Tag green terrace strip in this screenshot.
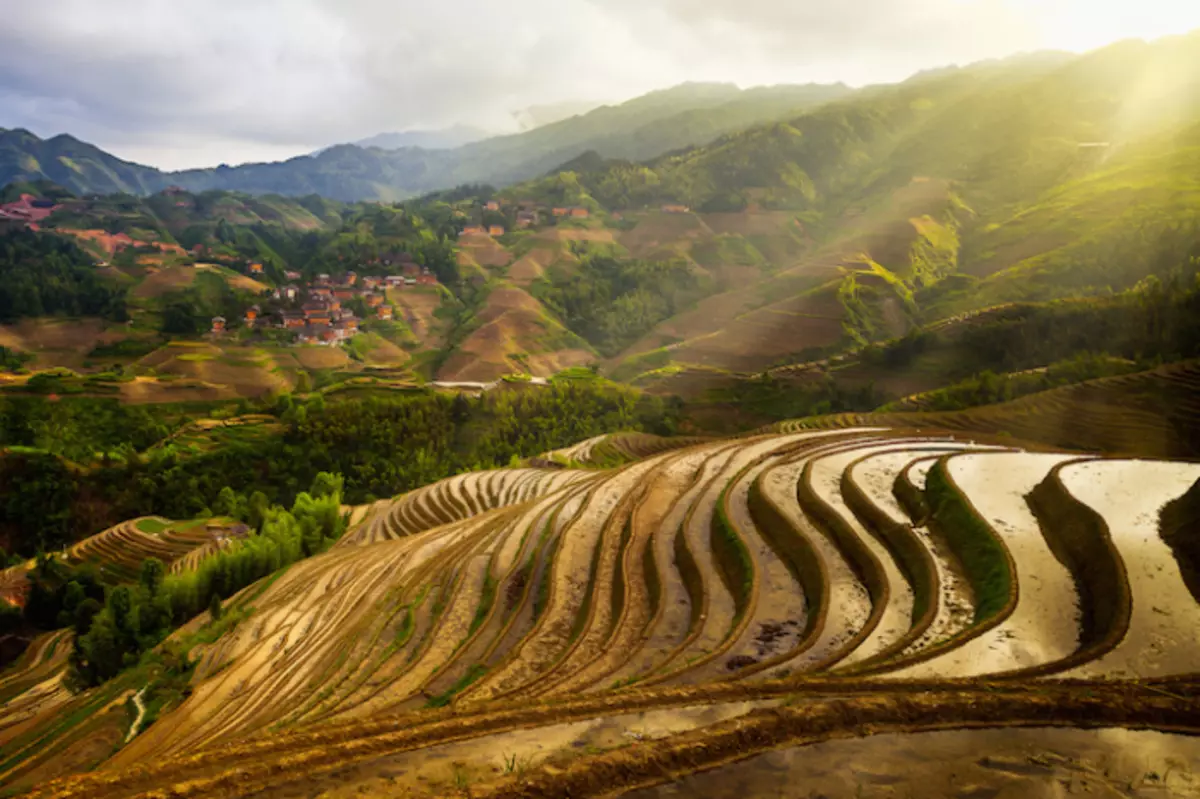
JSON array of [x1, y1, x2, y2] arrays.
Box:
[[709, 482, 754, 623], [924, 459, 1013, 623]]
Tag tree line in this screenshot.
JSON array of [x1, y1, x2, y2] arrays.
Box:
[[0, 381, 680, 557]]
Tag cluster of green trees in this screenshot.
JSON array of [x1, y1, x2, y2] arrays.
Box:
[[868, 253, 1200, 382], [886, 353, 1141, 413], [67, 472, 346, 687], [0, 230, 128, 322], [0, 396, 176, 461], [0, 382, 679, 558], [160, 270, 254, 336], [533, 250, 712, 356], [703, 372, 887, 430]]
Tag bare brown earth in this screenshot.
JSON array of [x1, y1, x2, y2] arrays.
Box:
[[0, 318, 131, 370], [457, 232, 512, 269], [23, 682, 1200, 799], [389, 288, 449, 350], [618, 212, 714, 260], [130, 264, 200, 299], [137, 344, 310, 397], [436, 286, 593, 382], [197, 264, 271, 294]]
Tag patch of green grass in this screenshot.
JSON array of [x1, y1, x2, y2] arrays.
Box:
[[135, 518, 170, 534], [926, 460, 1013, 621], [469, 573, 497, 636], [710, 486, 753, 621], [425, 663, 487, 708]]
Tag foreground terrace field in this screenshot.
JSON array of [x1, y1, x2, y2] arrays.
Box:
[[4, 427, 1200, 796]]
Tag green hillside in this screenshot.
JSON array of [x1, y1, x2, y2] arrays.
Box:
[[1, 83, 850, 202], [0, 129, 165, 196], [521, 32, 1200, 383]]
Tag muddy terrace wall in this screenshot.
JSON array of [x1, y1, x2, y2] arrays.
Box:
[[1027, 464, 1131, 665], [1159, 477, 1200, 603], [746, 477, 826, 643]]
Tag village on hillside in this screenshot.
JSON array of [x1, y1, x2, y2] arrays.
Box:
[[455, 197, 692, 240], [457, 199, 593, 239], [212, 252, 439, 346]]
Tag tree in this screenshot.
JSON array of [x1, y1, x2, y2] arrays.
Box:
[[247, 491, 270, 530], [309, 472, 344, 500], [139, 558, 165, 596], [214, 487, 243, 518], [73, 598, 102, 636], [208, 592, 222, 621]]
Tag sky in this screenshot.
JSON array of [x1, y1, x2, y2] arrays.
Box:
[[2, 0, 1199, 170]]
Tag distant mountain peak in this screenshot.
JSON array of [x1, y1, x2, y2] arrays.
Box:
[[350, 125, 493, 152]]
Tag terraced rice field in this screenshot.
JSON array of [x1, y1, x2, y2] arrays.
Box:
[[7, 428, 1200, 797], [0, 517, 237, 597]]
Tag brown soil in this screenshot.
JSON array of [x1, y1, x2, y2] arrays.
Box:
[[27, 681, 1200, 799], [0, 318, 128, 369], [195, 264, 270, 294], [437, 286, 594, 382], [457, 233, 513, 268], [131, 264, 200, 298], [389, 289, 448, 349], [293, 346, 352, 370]]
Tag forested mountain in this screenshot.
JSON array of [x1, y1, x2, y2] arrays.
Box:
[[488, 32, 1200, 387], [0, 129, 166, 197], [0, 82, 850, 202]]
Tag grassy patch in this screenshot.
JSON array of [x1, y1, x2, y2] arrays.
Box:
[[469, 573, 497, 636], [425, 663, 487, 708], [710, 486, 754, 621], [135, 518, 170, 534], [925, 460, 1013, 622]]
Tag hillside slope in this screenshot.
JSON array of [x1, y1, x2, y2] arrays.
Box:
[[566, 32, 1200, 383]]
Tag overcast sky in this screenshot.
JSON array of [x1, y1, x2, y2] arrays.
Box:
[[3, 0, 1199, 170]]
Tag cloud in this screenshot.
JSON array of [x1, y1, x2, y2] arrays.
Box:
[[1, 0, 1198, 169]]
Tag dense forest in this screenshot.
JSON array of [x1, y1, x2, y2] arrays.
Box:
[[0, 381, 680, 557], [0, 230, 128, 322], [532, 250, 712, 356]]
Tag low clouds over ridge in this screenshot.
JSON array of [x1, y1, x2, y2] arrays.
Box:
[[2, 0, 1198, 169]]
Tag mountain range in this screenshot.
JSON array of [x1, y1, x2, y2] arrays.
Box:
[[0, 82, 850, 202], [349, 125, 493, 151]]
